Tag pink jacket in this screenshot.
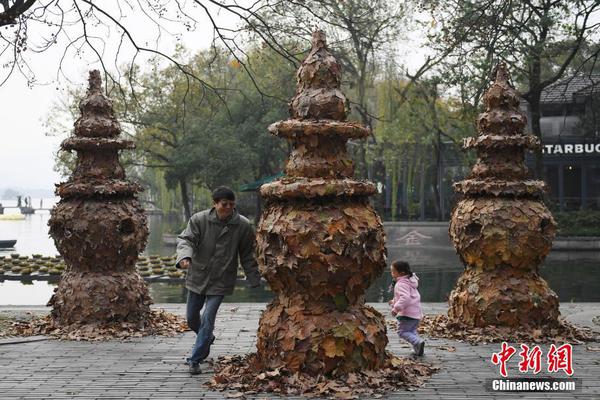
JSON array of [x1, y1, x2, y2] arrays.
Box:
[[391, 274, 423, 320]]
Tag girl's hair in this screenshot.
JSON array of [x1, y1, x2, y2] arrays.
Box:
[[391, 260, 413, 277]]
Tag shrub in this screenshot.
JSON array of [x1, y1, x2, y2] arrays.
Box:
[[554, 210, 600, 237]]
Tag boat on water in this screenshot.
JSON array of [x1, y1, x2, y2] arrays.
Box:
[[0, 239, 17, 249], [0, 214, 26, 221]]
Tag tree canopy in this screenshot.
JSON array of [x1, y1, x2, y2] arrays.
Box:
[[420, 0, 600, 175], [37, 0, 600, 221]]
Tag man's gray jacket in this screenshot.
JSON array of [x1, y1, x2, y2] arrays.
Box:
[[175, 208, 261, 295]]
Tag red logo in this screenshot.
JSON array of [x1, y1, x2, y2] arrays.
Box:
[[491, 342, 517, 377], [491, 343, 574, 377], [518, 344, 543, 374], [547, 344, 574, 376]]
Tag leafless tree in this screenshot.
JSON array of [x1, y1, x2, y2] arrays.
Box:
[[250, 0, 407, 178], [0, 0, 299, 95]]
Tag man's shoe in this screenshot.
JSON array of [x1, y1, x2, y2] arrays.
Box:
[[185, 336, 216, 365], [189, 362, 201, 375], [416, 341, 425, 356]]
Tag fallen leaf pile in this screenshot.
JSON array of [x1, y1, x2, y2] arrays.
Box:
[[206, 353, 438, 399], [0, 314, 20, 337], [418, 314, 598, 344], [7, 309, 186, 341]]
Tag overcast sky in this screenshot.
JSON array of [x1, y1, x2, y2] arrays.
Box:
[[0, 3, 229, 195], [0, 3, 426, 195]]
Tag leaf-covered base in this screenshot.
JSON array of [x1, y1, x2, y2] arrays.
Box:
[[256, 302, 388, 376], [207, 352, 438, 399], [419, 314, 597, 344], [448, 267, 559, 328], [9, 309, 187, 341], [48, 270, 153, 327]]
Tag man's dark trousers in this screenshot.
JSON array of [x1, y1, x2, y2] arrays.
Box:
[[186, 291, 224, 363]]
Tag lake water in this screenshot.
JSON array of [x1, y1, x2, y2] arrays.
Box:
[[1, 200, 599, 305]]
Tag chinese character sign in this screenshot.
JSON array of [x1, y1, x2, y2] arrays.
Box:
[[491, 343, 574, 377], [491, 342, 517, 377], [547, 344, 574, 376], [518, 344, 543, 374]]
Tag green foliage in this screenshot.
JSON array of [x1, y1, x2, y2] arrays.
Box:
[[46, 44, 295, 221], [421, 0, 600, 117], [129, 46, 293, 219], [554, 211, 600, 237], [371, 65, 473, 220]]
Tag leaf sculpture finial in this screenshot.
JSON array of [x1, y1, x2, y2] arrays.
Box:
[[74, 70, 120, 139], [88, 70, 102, 93], [290, 30, 347, 120], [311, 29, 327, 49], [494, 62, 510, 84]]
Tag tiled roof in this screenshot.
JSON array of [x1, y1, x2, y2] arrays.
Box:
[[541, 75, 600, 103]]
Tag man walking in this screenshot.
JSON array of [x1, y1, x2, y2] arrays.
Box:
[[176, 186, 261, 375]]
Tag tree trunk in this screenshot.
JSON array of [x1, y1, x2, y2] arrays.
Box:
[[419, 159, 426, 221], [528, 90, 544, 178], [526, 52, 544, 179], [179, 178, 191, 221], [427, 83, 444, 219], [431, 163, 441, 221], [437, 150, 444, 220], [355, 59, 370, 180]]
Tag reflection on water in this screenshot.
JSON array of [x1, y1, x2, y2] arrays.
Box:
[[0, 202, 177, 258], [0, 280, 55, 306], [0, 201, 59, 257], [149, 282, 276, 303], [1, 210, 599, 305], [2, 255, 599, 305]]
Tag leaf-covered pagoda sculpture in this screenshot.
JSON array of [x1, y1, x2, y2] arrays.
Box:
[[254, 30, 388, 375], [48, 70, 152, 328], [448, 63, 559, 328]]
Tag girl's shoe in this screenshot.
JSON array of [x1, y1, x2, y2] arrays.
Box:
[[416, 341, 425, 356], [411, 343, 419, 354]]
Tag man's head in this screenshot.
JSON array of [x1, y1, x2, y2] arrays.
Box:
[[212, 186, 236, 220]]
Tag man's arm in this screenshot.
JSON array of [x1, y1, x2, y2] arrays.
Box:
[[238, 223, 261, 287], [176, 215, 201, 269]]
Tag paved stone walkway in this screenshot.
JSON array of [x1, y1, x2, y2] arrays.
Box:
[[0, 303, 598, 399]]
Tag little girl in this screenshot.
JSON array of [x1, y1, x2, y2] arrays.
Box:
[[389, 260, 425, 356]]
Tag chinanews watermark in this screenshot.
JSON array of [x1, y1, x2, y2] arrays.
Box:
[[486, 378, 581, 392], [486, 342, 581, 393]]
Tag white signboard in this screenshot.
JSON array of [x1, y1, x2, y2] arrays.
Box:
[[398, 230, 432, 246], [542, 143, 600, 155]]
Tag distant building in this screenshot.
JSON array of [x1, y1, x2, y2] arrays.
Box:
[[523, 75, 600, 211]]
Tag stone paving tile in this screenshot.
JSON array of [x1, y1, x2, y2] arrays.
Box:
[[0, 303, 598, 399]]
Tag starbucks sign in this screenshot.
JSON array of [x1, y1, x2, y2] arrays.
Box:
[[542, 143, 600, 154]]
